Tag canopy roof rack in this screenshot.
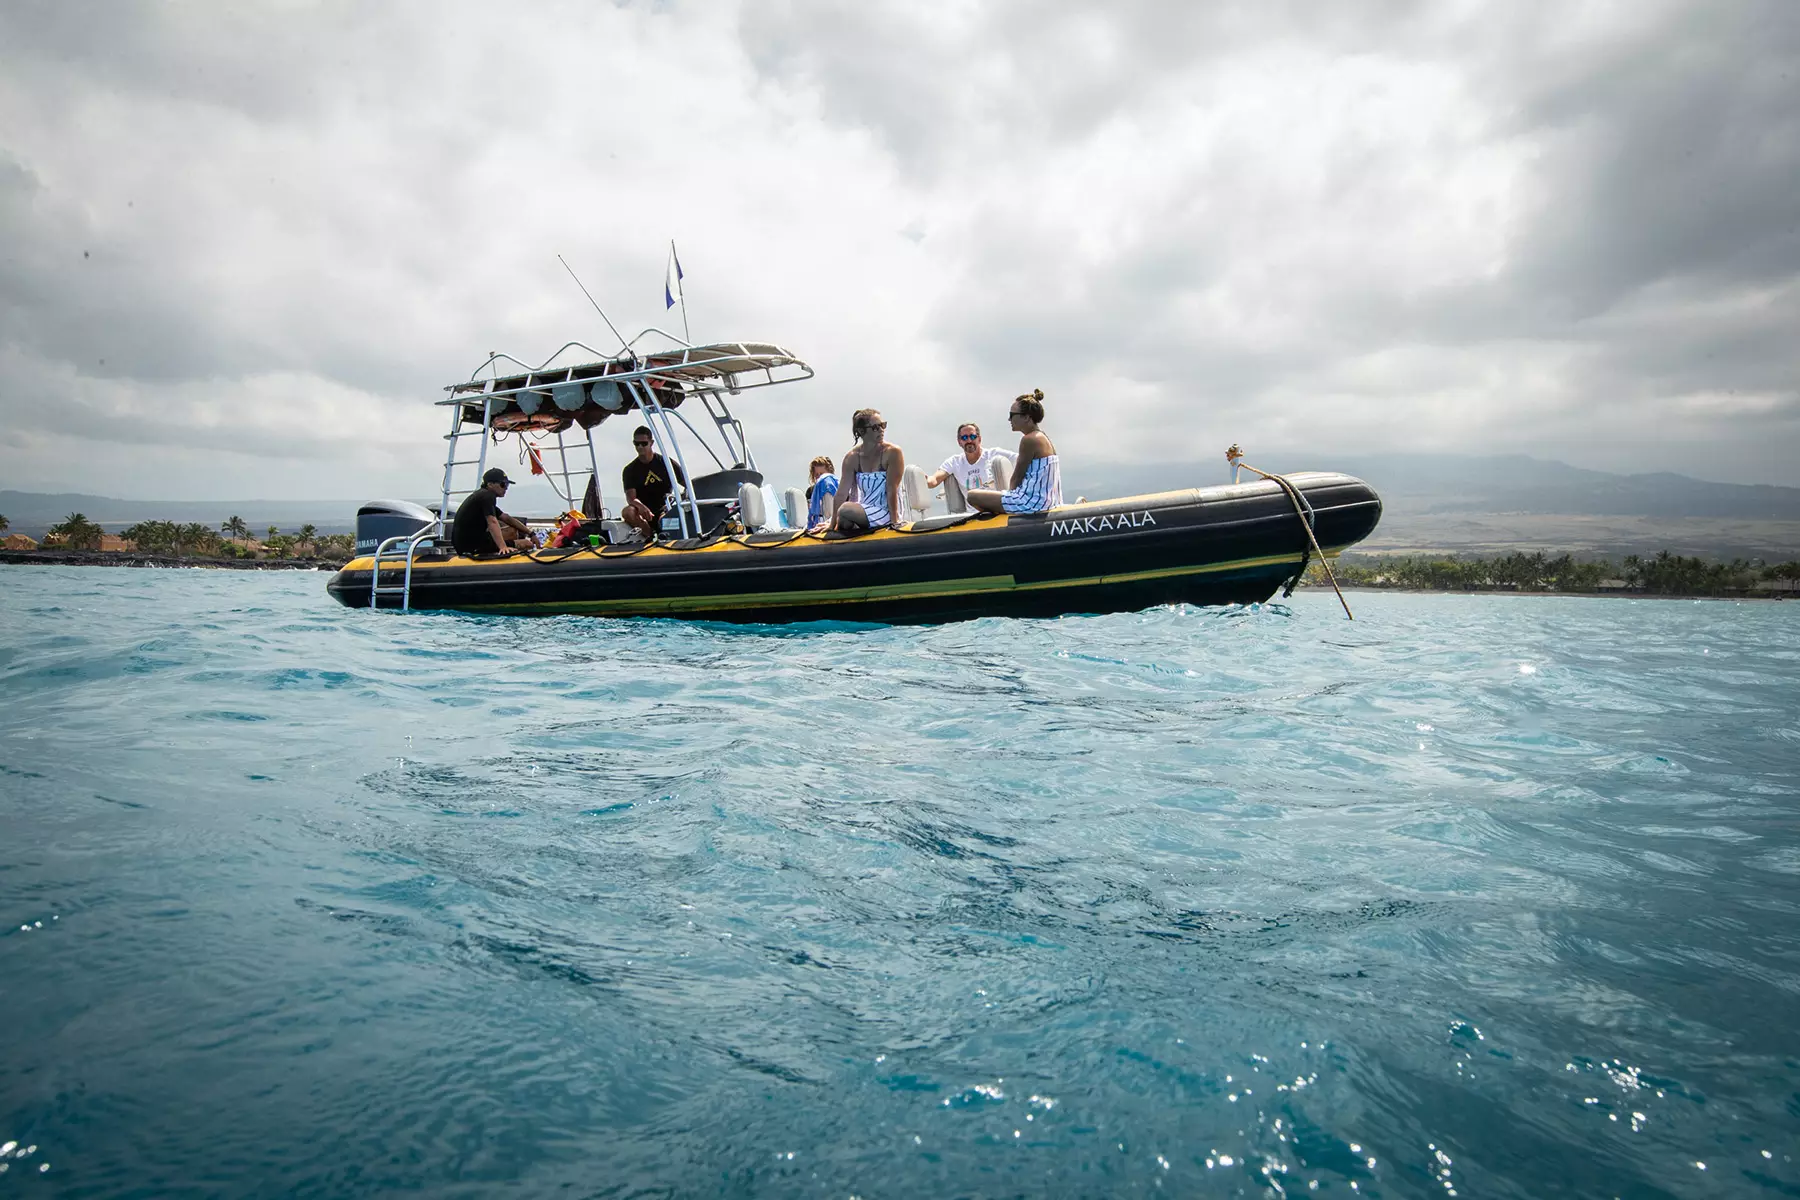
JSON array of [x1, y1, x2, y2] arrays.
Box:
[[440, 339, 812, 430], [428, 330, 813, 546]]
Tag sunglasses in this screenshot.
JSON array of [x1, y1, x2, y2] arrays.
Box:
[[958, 433, 979, 442], [1008, 409, 1025, 417], [633, 440, 652, 446]]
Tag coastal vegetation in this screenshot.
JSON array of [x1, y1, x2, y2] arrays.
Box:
[[1314, 550, 1800, 596], [116, 520, 354, 560], [0, 512, 353, 563], [47, 512, 105, 551]]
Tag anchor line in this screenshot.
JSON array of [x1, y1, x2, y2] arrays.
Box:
[[1225, 447, 1353, 621]]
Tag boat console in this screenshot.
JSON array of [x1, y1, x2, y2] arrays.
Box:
[[661, 468, 765, 537]]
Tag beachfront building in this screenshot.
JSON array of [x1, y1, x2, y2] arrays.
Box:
[[99, 535, 137, 553], [3, 534, 37, 551]]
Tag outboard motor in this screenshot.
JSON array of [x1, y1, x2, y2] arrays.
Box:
[[355, 499, 437, 556]]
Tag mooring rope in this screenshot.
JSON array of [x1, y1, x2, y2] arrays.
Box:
[[1226, 445, 1353, 620]]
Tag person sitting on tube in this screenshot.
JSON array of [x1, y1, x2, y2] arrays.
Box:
[[924, 421, 1001, 514], [967, 389, 1062, 515], [451, 467, 532, 557], [832, 409, 904, 533], [621, 425, 686, 541], [805, 455, 838, 532]]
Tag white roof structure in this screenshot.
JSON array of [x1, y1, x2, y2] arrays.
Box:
[[441, 339, 812, 426]]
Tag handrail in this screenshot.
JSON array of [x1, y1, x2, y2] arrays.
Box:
[[625, 326, 694, 350], [370, 524, 440, 611], [664, 407, 729, 472], [459, 343, 618, 384]]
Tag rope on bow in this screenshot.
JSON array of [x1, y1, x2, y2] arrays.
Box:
[[1226, 444, 1353, 621]]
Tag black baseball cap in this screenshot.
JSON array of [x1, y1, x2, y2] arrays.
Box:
[[483, 467, 515, 486]]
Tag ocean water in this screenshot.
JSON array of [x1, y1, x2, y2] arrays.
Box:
[[1, 566, 1796, 1199]]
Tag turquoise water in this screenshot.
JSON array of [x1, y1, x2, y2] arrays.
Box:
[[2, 566, 1796, 1198]]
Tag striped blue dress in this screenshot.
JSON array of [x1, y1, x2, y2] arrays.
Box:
[[1001, 454, 1062, 513], [855, 470, 892, 528]]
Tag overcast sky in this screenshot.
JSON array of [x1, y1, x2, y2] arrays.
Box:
[[1, 0, 1796, 503]]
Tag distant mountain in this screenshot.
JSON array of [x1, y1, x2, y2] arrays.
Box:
[[1065, 454, 1800, 521], [0, 491, 360, 538], [5, 454, 1797, 555]]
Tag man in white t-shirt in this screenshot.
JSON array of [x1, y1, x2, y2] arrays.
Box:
[[925, 422, 1003, 513]]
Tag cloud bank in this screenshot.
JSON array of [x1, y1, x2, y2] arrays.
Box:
[[1, 0, 1795, 501]]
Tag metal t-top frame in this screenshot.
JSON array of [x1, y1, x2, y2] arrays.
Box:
[[433, 334, 813, 540]]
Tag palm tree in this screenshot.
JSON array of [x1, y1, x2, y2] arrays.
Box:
[[123, 521, 177, 553], [49, 512, 104, 551], [222, 515, 250, 540], [267, 525, 280, 543], [296, 523, 318, 555], [0, 514, 9, 533], [176, 523, 219, 556]]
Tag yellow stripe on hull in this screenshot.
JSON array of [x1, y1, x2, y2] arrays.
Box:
[[340, 519, 1004, 576], [443, 547, 1342, 617]]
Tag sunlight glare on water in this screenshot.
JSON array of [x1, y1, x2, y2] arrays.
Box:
[[1, 566, 1797, 1196]]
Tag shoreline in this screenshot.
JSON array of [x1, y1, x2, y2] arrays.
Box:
[[0, 549, 345, 571], [7, 552, 1786, 599], [1309, 584, 1789, 601]]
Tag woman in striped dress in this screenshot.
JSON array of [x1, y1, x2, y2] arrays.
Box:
[[832, 408, 906, 533], [969, 389, 1061, 515]]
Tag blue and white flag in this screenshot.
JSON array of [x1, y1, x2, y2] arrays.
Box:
[[664, 242, 684, 310]]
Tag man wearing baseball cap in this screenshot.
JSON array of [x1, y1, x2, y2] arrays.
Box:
[[450, 467, 532, 557]]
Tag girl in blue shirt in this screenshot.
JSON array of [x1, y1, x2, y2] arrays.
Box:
[[805, 455, 839, 531]]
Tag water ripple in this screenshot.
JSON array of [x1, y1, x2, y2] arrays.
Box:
[[1, 567, 1796, 1195]]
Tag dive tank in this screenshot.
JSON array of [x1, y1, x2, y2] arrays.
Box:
[[355, 499, 437, 555]]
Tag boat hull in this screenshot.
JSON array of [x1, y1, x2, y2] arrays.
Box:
[[326, 473, 1381, 623]]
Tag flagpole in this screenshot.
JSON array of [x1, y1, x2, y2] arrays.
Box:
[[671, 240, 691, 344]]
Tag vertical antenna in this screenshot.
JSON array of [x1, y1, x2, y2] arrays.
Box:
[[557, 255, 630, 354]]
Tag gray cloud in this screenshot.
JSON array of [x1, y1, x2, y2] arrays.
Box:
[[1, 0, 1796, 502], [741, 1, 1800, 480]]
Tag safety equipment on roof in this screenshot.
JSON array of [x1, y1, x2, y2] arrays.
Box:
[[490, 410, 569, 433]]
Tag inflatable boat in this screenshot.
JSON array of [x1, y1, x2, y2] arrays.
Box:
[[325, 336, 1381, 622]]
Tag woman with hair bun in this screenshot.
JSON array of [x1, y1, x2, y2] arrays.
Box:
[[968, 388, 1061, 515]]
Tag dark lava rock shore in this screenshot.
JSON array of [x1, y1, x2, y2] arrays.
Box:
[[1, 550, 346, 571]]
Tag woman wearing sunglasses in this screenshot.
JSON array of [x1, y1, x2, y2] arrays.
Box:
[[968, 389, 1060, 515], [832, 408, 905, 533]]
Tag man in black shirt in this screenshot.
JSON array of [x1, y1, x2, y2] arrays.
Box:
[[451, 468, 530, 556], [621, 426, 685, 540]]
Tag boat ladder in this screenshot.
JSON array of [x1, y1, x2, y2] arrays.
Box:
[[370, 525, 439, 611]]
